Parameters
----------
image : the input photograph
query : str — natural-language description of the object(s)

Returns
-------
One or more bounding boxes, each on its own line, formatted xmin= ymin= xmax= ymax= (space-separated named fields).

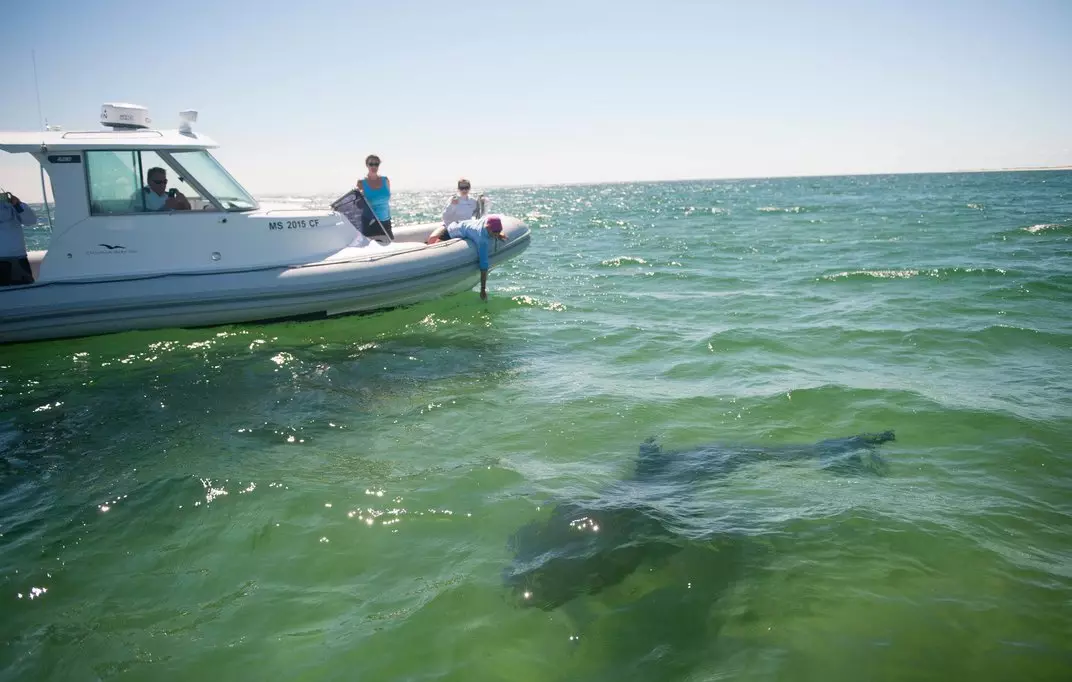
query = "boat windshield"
xmin=169 ymin=150 xmax=258 ymax=212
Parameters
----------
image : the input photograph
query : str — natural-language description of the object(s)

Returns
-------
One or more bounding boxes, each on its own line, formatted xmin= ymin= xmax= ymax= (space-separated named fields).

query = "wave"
xmin=511 ymin=295 xmax=566 ymax=312
xmin=1022 ymin=221 xmax=1071 ymax=234
xmin=822 ymin=269 xmax=926 ymax=280
xmin=819 ymin=267 xmax=1009 ymax=282
xmin=758 ymin=206 xmax=807 ymax=213
xmin=981 ymin=276 xmax=1072 ymax=299
xmin=600 ymin=256 xmax=648 ymax=267
xmin=683 ymin=206 xmax=730 ymax=216
xmin=706 ymin=322 xmax=1069 ymax=346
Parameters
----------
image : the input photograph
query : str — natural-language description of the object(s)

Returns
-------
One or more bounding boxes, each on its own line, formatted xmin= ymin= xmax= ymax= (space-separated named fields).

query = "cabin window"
xmin=86 ymin=150 xmax=197 ymax=214
xmin=170 ymin=151 xmax=257 ymax=211
xmin=85 ymin=150 xmax=140 ymax=215
xmin=85 ymin=149 xmax=256 ymax=215
xmin=137 ymin=151 xmax=207 ymax=210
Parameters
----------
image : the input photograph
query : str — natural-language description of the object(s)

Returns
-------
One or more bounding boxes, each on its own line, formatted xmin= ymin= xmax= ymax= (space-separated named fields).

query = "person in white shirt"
xmin=130 ymin=167 xmax=191 ymax=212
xmin=441 ymin=178 xmax=486 ymax=226
xmin=0 ymin=190 xmax=38 ymax=286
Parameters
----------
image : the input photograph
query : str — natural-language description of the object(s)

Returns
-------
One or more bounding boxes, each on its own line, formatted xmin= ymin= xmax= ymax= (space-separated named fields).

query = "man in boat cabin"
xmin=0 ymin=190 xmax=37 ymax=286
xmin=132 ymin=167 xmax=191 ymax=212
xmin=426 ymin=215 xmax=508 ymax=301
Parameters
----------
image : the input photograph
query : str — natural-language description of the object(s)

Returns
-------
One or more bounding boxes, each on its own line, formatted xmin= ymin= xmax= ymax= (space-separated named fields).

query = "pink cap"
xmin=486 ymin=215 xmax=503 ymax=233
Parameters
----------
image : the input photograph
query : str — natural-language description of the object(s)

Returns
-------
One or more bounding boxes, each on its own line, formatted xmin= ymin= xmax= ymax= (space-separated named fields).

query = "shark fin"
xmin=858 ymin=430 xmax=895 ymax=446
xmin=634 ymin=437 xmax=665 ymax=478
xmin=639 ymin=436 xmax=661 ymax=456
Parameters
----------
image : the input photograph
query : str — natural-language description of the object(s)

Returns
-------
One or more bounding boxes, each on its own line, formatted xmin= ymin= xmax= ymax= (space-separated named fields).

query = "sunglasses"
xmin=367 ymin=162 xmax=380 ymax=168
xmin=151 ymin=178 xmax=168 ymax=185
xmin=458 ymin=185 xmax=470 ymax=191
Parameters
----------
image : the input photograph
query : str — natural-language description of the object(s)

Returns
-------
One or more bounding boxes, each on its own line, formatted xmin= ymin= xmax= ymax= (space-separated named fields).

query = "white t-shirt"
xmin=442 ymin=194 xmax=480 ymax=226
xmin=129 ymin=188 xmax=169 ymax=211
xmin=0 ymin=201 xmax=37 ymax=258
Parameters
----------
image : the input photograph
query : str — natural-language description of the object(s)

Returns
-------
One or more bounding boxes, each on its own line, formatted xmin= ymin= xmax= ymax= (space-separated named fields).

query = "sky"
xmin=1 ymin=0 xmax=1070 ymax=199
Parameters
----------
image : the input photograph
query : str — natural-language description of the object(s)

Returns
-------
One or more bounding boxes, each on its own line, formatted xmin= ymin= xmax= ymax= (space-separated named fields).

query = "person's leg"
xmin=14 ymin=257 xmax=34 ymax=284
xmin=360 ymin=213 xmax=376 ymax=237
xmin=362 ymin=213 xmax=392 ymax=240
xmin=0 ymin=257 xmax=31 ymax=285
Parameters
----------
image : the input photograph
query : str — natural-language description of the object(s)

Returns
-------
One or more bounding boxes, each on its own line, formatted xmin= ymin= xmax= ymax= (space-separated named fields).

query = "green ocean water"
xmin=2 ymin=172 xmax=1071 ymax=681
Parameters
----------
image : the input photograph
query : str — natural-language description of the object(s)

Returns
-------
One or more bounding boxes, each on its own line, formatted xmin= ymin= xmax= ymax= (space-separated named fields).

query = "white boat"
xmin=0 ymin=103 xmax=531 ymax=344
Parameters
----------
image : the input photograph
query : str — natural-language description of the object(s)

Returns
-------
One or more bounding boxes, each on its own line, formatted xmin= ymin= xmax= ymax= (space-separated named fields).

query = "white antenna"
xmin=32 ymin=49 xmax=54 ymax=231
xmin=32 ymin=49 xmax=44 ymax=130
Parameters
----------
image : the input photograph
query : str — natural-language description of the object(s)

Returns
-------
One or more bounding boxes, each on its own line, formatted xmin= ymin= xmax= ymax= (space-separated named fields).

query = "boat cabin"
xmin=0 ymin=103 xmax=350 ymax=285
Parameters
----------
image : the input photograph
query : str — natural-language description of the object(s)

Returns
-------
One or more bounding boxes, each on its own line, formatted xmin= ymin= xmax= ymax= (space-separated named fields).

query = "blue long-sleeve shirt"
xmin=447 ymin=217 xmax=496 ymax=270
xmin=0 ymin=200 xmax=38 ymax=258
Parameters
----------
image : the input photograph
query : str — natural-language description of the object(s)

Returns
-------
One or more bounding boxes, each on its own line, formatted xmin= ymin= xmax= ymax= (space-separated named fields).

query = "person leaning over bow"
xmin=355 ymin=154 xmax=393 ymax=240
xmin=441 ymin=177 xmax=486 ymax=226
xmin=426 ymin=215 xmax=507 ymax=301
xmin=1 ymin=190 xmax=37 ymax=286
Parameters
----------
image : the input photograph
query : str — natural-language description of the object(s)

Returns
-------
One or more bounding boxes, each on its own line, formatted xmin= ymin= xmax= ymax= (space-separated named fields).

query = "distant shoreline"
xmin=374 ymin=167 xmax=1072 ymax=194
xmin=969 ymin=166 xmax=1072 ymax=173
xmin=380 ymin=166 xmax=1072 ymax=194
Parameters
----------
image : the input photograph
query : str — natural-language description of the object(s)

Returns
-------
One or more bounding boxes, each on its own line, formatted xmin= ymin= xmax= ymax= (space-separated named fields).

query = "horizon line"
xmin=252 ymin=165 xmax=1072 ymax=196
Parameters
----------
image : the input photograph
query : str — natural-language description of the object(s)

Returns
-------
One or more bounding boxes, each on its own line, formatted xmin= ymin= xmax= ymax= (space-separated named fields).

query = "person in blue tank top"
xmin=356 ymin=154 xmax=393 ymax=240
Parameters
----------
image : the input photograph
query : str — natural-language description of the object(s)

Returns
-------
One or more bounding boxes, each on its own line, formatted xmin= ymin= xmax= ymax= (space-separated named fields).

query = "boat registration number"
xmin=269 ymin=219 xmax=319 ymax=230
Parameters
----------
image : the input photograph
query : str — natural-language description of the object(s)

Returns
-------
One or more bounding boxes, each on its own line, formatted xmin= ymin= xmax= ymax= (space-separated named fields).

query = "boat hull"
xmin=0 ymin=220 xmax=531 ymax=344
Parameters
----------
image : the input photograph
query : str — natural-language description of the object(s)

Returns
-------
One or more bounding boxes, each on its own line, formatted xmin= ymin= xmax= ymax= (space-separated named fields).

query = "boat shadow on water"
xmin=0 ymin=298 xmax=523 ymax=488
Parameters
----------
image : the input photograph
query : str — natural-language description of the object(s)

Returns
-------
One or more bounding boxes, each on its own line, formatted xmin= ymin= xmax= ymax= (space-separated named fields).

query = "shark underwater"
xmin=503 ymin=430 xmax=895 ymax=610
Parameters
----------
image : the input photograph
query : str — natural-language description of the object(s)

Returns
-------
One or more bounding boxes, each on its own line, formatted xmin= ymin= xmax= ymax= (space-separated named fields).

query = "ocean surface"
xmin=2 ymin=172 xmax=1071 ymax=681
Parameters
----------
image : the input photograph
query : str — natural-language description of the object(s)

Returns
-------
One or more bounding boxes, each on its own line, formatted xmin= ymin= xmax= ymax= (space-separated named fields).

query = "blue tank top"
xmin=360 ymin=177 xmax=391 ymax=221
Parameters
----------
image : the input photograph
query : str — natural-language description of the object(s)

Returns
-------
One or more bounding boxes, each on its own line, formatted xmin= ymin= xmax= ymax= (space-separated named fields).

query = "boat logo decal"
xmin=86 ymin=243 xmax=139 ymax=255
